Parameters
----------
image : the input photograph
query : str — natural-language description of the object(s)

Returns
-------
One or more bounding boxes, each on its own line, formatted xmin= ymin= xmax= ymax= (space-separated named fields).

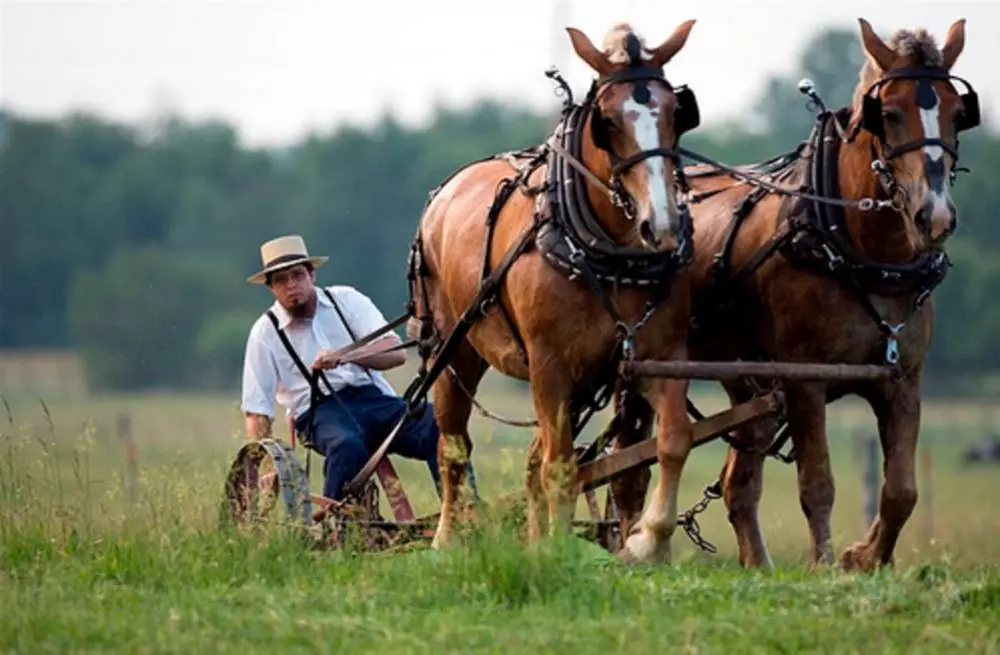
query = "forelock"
xmin=889 ymin=28 xmax=943 ymax=67
xmin=601 ymin=22 xmax=652 ymax=65
xmin=853 ymin=27 xmax=945 ymax=110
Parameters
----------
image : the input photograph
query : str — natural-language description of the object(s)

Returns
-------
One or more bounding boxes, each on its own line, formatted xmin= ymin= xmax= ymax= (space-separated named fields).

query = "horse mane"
xmin=601 ymin=22 xmax=653 ymax=65
xmin=851 ymin=28 xmax=944 ymax=109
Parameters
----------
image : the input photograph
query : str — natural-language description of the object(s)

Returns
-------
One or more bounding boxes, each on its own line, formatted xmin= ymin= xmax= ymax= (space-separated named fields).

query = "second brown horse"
xmin=613 ymin=17 xmax=978 ymax=570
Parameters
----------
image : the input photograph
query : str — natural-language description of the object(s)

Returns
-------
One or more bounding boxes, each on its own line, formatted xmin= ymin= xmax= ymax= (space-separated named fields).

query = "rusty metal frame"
xmin=224 ymin=354 xmax=897 ymax=553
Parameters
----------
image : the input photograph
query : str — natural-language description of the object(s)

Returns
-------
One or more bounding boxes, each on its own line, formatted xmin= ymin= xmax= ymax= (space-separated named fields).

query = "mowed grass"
xmin=2 ymin=369 xmax=999 ymax=653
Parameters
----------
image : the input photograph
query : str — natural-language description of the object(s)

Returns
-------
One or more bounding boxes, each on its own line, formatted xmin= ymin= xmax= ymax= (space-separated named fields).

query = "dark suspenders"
xmin=263 ymin=287 xmax=373 ymax=427
xmin=319 ymin=287 xmax=375 ymax=385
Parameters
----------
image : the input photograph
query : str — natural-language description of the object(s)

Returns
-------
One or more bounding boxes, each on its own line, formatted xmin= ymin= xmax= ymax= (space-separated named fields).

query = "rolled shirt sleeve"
xmin=241 ymin=320 xmax=278 ymax=418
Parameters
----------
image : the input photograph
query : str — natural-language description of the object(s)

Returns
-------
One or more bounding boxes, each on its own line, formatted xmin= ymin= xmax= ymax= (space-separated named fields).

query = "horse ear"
xmin=566 ymin=27 xmax=613 ymax=76
xmin=857 ymin=18 xmax=895 ymax=72
xmin=941 ymin=18 xmax=966 ymax=70
xmin=646 ymin=19 xmax=696 ymax=68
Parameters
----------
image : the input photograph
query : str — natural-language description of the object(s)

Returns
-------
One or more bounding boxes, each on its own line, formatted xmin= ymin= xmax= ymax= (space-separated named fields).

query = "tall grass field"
xmin=2 ymin=367 xmax=999 ymax=653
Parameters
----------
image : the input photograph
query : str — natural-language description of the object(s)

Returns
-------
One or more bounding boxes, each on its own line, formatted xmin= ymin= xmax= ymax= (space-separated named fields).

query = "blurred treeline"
xmin=2 ymin=28 xmax=998 ymax=395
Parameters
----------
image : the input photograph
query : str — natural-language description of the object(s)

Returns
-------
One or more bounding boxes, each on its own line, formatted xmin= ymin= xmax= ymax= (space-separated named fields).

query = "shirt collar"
xmin=270 ymin=287 xmax=331 ymax=330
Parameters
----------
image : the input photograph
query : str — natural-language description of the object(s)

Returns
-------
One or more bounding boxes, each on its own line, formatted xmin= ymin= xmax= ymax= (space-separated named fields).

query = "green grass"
xmin=2 ymin=374 xmax=1000 ymax=653
xmin=2 ymin=526 xmax=998 ymax=653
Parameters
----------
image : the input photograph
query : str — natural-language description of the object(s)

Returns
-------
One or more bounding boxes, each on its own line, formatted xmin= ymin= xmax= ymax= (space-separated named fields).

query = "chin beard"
xmin=285 ymin=296 xmax=311 ymax=318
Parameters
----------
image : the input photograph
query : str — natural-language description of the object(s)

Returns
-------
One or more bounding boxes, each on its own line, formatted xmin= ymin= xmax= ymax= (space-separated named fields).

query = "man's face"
xmin=267 ymin=264 xmax=314 ymax=313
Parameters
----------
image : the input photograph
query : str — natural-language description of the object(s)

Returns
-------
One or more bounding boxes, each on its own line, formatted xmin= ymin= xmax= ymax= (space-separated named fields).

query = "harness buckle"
xmin=615 ymin=321 xmax=638 ymax=362
xmin=611 ymin=184 xmax=636 ymax=220
xmin=565 ymin=236 xmax=585 ymax=263
xmin=821 ymin=243 xmax=843 ymax=270
xmin=884 ymin=322 xmax=904 ymax=365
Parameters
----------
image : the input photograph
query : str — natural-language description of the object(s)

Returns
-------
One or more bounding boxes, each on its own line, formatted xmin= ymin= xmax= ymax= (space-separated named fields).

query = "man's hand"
xmin=311 ymin=348 xmax=342 ymax=371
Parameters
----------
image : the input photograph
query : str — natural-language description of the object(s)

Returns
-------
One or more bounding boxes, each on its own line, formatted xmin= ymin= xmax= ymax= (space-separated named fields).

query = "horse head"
xmin=565 ymin=20 xmax=698 ymax=252
xmin=848 ymin=17 xmax=979 ymax=252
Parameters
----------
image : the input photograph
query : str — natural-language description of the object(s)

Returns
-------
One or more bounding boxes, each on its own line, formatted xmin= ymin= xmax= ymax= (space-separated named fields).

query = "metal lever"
xmin=798 ymin=77 xmax=851 ymax=142
xmin=545 ymin=66 xmax=574 ymax=109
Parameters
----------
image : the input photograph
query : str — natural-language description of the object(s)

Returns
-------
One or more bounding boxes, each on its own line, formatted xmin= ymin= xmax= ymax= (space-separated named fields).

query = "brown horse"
xmin=407 ymin=20 xmax=704 ymax=560
xmin=614 ymin=17 xmax=978 ymax=571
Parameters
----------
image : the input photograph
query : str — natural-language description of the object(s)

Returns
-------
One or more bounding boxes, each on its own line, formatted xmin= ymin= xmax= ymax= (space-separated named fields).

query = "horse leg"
xmin=718 ymin=383 xmax=779 ymax=569
xmin=839 ymin=376 xmax=921 ymax=571
xmin=430 ymin=344 xmax=488 ymax=550
xmin=608 ymin=387 xmax=653 ymax=542
xmin=528 ymin=360 xmax=577 ymax=539
xmin=524 ymin=432 xmax=546 ymax=542
xmin=784 ymin=381 xmax=836 ymax=568
xmin=618 ymin=375 xmax=693 ymax=564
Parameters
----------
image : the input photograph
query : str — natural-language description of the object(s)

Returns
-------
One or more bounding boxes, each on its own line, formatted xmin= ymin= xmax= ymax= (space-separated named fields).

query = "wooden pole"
xmin=621 ymin=360 xmax=897 ymax=382
xmin=578 ymin=393 xmax=782 ymax=491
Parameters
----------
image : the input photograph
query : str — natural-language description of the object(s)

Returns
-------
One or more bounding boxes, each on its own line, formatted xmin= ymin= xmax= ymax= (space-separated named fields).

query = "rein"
xmin=676 ymin=144 xmax=900 ymax=213
xmin=546 ymin=138 xmax=615 ymax=199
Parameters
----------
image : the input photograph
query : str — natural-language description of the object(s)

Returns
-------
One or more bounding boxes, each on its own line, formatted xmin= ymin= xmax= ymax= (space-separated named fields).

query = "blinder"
xmin=675 ymin=85 xmax=701 ymax=135
xmin=591 ymin=104 xmax=613 ymax=152
xmin=859 ymin=66 xmax=980 ymax=146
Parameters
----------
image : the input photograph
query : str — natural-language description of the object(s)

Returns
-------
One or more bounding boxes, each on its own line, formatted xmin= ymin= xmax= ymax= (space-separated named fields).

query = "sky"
xmin=3 ymin=0 xmax=998 ymax=148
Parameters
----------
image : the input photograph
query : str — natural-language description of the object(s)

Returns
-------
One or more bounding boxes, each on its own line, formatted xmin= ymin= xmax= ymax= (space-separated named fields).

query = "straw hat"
xmin=247 ymin=235 xmax=328 ymax=284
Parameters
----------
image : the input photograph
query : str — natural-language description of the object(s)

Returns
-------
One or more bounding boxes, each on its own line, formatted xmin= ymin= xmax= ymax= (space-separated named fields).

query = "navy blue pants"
xmin=294 ymin=383 xmax=442 ymax=502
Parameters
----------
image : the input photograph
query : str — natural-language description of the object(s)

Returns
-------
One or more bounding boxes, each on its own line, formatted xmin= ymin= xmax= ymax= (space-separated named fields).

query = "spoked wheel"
xmin=221 ymin=439 xmax=314 ymax=535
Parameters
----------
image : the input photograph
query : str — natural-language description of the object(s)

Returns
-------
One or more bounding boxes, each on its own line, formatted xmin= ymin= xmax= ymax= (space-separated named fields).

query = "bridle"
xmin=843 ymin=65 xmax=981 ymax=237
xmin=586 ymin=64 xmax=701 ymax=218
xmin=545 ymin=34 xmax=701 ymax=247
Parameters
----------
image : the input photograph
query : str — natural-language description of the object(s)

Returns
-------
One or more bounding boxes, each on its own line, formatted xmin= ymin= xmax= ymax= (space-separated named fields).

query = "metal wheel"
xmin=221 ymin=439 xmax=313 ymax=534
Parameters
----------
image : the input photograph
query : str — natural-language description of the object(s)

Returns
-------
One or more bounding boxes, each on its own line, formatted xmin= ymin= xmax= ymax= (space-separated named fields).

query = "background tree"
xmin=2 ymin=27 xmax=997 ymax=395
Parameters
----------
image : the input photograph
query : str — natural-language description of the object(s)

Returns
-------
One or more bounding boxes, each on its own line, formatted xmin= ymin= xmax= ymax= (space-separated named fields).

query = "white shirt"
xmin=240 ymin=285 xmax=399 ymax=421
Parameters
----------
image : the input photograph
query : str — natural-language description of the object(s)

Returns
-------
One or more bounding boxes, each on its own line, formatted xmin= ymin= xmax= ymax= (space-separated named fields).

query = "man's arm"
xmin=245 ymin=413 xmax=274 ymax=441
xmin=241 ymin=323 xmax=279 ymax=440
xmin=313 ymin=287 xmax=407 ymax=371
xmin=313 ymin=334 xmax=406 ymax=371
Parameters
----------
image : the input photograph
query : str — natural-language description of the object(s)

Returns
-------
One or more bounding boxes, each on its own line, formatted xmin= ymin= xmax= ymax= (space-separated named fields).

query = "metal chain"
xmin=445 ymin=365 xmax=539 ymax=428
xmin=677 ymin=481 xmax=722 ymax=554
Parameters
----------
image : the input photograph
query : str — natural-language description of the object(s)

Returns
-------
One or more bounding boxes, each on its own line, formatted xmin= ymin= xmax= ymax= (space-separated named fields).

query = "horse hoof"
xmin=618 ymin=529 xmax=671 ymax=564
xmin=806 ymin=546 xmax=837 ymax=572
xmin=838 ymin=542 xmax=877 ymax=572
xmin=742 ymin=554 xmax=776 ymax=571
xmin=431 ymin=531 xmax=454 ymax=551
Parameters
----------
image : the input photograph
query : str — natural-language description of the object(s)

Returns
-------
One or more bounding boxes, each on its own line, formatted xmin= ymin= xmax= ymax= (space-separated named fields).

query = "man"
xmin=240 ymin=234 xmax=442 ymax=502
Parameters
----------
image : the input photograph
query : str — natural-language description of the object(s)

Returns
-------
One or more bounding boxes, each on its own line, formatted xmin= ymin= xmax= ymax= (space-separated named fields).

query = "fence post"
xmin=921 ymin=445 xmax=933 ymax=543
xmin=860 ymin=434 xmax=880 ymax=529
xmin=116 ymin=413 xmax=138 ymax=506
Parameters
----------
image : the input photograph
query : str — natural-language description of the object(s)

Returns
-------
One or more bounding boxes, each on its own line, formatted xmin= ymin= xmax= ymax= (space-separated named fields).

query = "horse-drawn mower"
xmin=220 ymin=358 xmax=891 ymax=554
xmin=222 ymin=16 xmax=977 ymax=568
